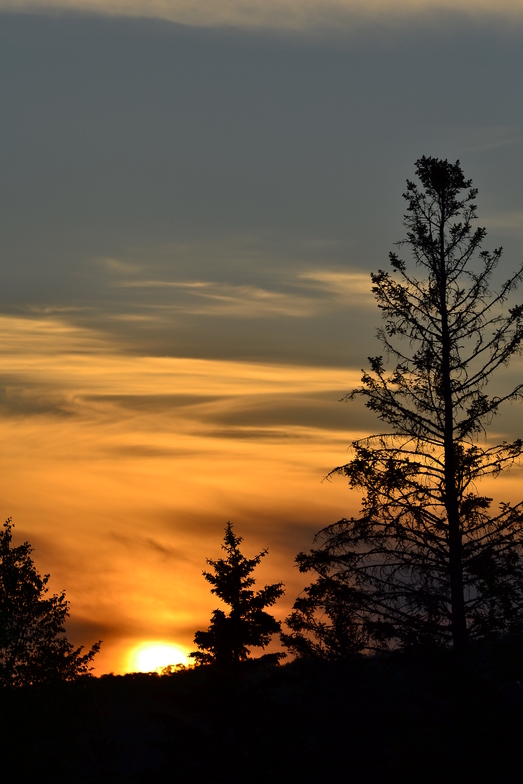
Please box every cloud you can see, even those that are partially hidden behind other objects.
[110,531,190,561]
[436,125,523,155]
[482,211,523,230]
[101,443,200,458]
[97,257,145,275]
[2,0,523,34]
[0,314,360,394]
[0,384,74,418]
[300,270,375,302]
[113,280,319,317]
[0,313,364,443]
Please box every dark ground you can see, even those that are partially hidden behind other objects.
[1,644,523,783]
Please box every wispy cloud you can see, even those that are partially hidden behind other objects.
[97,257,145,275]
[110,531,191,561]
[113,280,318,317]
[0,315,360,399]
[300,270,374,302]
[102,263,377,321]
[2,0,523,33]
[437,126,523,155]
[482,211,523,230]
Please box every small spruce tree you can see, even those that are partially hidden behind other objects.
[190,522,285,667]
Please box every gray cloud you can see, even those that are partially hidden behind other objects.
[2,12,523,368]
[110,531,190,561]
[1,2,523,35]
[0,383,75,417]
[101,444,201,457]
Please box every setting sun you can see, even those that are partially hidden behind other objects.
[129,643,190,673]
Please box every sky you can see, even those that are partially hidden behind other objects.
[2,3,523,674]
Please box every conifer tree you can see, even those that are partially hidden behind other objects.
[0,519,101,686]
[284,157,523,657]
[190,523,285,667]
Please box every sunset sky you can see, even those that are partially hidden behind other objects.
[2,2,523,674]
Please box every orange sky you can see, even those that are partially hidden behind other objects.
[2,312,523,673]
[0,314,370,672]
[3,9,523,674]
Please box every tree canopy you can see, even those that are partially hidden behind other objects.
[190,522,285,667]
[0,519,101,686]
[284,157,523,658]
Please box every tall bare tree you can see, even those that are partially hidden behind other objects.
[284,158,523,657]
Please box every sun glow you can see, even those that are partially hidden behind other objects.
[129,642,190,673]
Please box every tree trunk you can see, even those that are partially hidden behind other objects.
[438,201,468,653]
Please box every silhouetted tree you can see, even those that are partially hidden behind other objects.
[281,574,368,660]
[0,518,101,686]
[285,157,523,657]
[190,522,285,667]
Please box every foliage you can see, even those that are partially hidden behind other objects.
[190,522,285,667]
[281,572,369,660]
[285,157,523,657]
[0,518,101,686]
